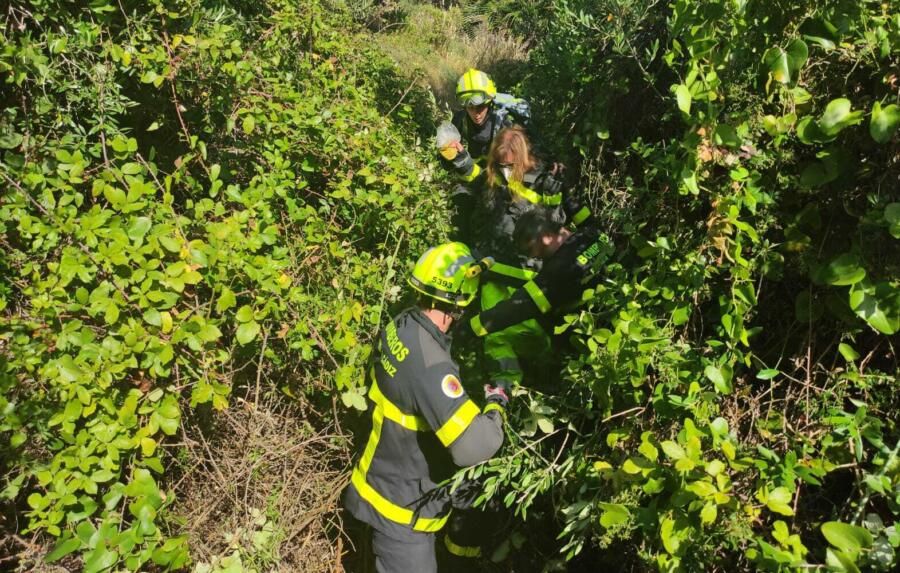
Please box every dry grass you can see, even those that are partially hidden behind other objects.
[172,394,352,572]
[375,4,527,109]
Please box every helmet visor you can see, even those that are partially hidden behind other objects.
[459,91,489,107]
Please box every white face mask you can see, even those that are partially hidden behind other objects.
[501,166,512,180]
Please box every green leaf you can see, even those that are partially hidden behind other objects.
[704,364,733,394]
[661,440,686,460]
[103,186,126,205]
[0,132,24,149]
[121,162,142,175]
[838,343,860,362]
[83,546,118,573]
[796,116,829,144]
[242,115,256,134]
[819,253,866,286]
[826,548,861,573]
[766,487,795,516]
[598,503,630,527]
[756,369,779,380]
[870,102,900,143]
[822,521,873,558]
[128,217,152,241]
[235,305,254,323]
[660,516,680,554]
[884,203,900,239]
[45,536,82,563]
[764,47,792,84]
[700,502,717,525]
[674,84,691,115]
[236,321,261,345]
[849,281,899,335]
[819,98,864,136]
[217,288,237,313]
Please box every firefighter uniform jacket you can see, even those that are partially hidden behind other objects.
[469,224,613,337]
[344,308,506,540]
[473,164,573,287]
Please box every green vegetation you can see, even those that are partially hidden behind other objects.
[2,0,898,572]
[1,0,442,569]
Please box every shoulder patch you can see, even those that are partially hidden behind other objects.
[441,374,464,399]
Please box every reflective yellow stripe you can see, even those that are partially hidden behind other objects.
[507,180,562,206]
[572,206,591,226]
[351,469,451,532]
[460,162,482,182]
[470,315,489,337]
[413,513,450,533]
[435,399,480,446]
[444,535,482,557]
[370,381,429,431]
[489,263,537,282]
[359,406,384,474]
[483,402,505,415]
[523,281,551,314]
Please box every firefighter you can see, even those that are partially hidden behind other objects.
[472,126,589,391]
[343,242,511,573]
[469,206,612,338]
[438,68,531,239]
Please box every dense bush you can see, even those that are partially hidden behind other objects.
[1,0,445,569]
[462,0,899,571]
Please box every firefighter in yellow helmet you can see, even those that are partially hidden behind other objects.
[438,68,532,240]
[344,242,510,572]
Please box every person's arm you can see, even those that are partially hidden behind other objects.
[412,367,505,467]
[468,287,545,337]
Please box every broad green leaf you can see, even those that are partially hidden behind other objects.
[885,203,900,238]
[826,548,860,573]
[598,503,630,527]
[849,281,899,335]
[870,102,900,143]
[103,186,126,205]
[819,253,866,286]
[144,308,162,327]
[687,480,717,498]
[765,487,794,516]
[704,364,733,394]
[128,217,152,241]
[236,321,261,345]
[83,546,118,573]
[700,502,717,525]
[764,48,791,84]
[819,98,864,136]
[661,440,685,460]
[0,131,23,149]
[822,521,873,558]
[45,536,82,563]
[242,115,255,134]
[674,84,691,115]
[705,460,725,476]
[796,116,829,144]
[235,305,254,323]
[216,287,237,312]
[710,417,729,438]
[785,39,808,71]
[660,516,680,554]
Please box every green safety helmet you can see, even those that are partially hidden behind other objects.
[456,68,497,107]
[408,242,492,308]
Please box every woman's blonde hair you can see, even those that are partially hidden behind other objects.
[486,126,537,189]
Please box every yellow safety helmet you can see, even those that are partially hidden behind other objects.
[456,68,497,107]
[408,243,493,307]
